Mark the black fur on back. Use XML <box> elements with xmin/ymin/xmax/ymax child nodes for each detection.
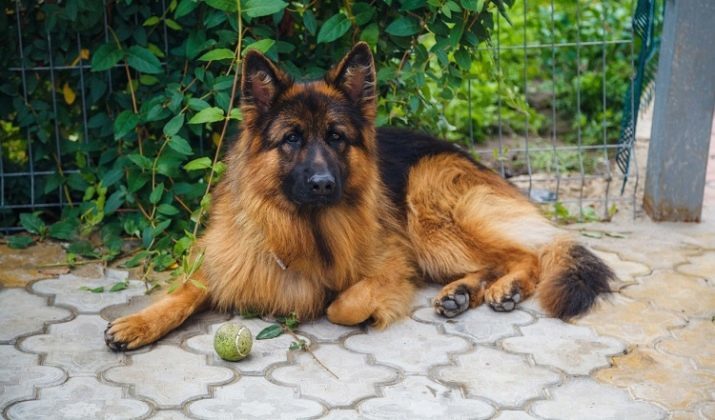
<box><xmin>376</xmin><ymin>127</ymin><xmax>487</xmax><ymax>213</ymax></box>
<box><xmin>554</xmin><ymin>244</ymin><xmax>613</xmax><ymax>319</ymax></box>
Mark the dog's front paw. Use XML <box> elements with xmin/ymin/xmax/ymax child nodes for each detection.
<box><xmin>433</xmin><ymin>285</ymin><xmax>470</xmax><ymax>318</ymax></box>
<box><xmin>104</xmin><ymin>314</ymin><xmax>155</xmax><ymax>352</ymax></box>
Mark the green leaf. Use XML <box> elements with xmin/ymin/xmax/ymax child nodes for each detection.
<box><xmin>19</xmin><ymin>213</ymin><xmax>46</xmax><ymax>236</ymax></box>
<box><xmin>360</xmin><ymin>23</ymin><xmax>379</xmax><ymax>47</ymax></box>
<box><xmin>204</xmin><ymin>0</ymin><xmax>236</xmax><ymax>12</ymax></box>
<box><xmin>188</xmin><ymin>107</ymin><xmax>224</xmax><ymax>124</ymax></box>
<box><xmin>101</xmin><ymin>168</ymin><xmax>123</xmax><ymax>188</ymax></box>
<box><xmin>175</xmin><ymin>0</ymin><xmax>199</xmax><ymax>18</ymax></box>
<box><xmin>303</xmin><ymin>10</ymin><xmax>317</xmax><ymax>35</ymax></box>
<box><xmin>190</xmin><ymin>279</ymin><xmax>207</xmax><ymax>290</ymax></box>
<box><xmin>242</xmin><ymin>39</ymin><xmax>275</xmax><ymax>55</ymax></box>
<box><xmin>157</xmin><ymin>203</ymin><xmax>180</xmax><ymax>216</ymax></box>
<box><xmin>80</xmin><ymin>286</ymin><xmax>105</xmax><ymax>293</ymax></box>
<box><xmin>317</xmin><ymin>13</ymin><xmax>351</xmax><ymax>44</ymax></box>
<box><xmin>124</xmin><ymin>250</ymin><xmax>149</xmax><ymax>268</ymax></box>
<box><xmin>183</xmin><ymin>157</ymin><xmax>212</xmax><ymax>171</ymax></box>
<box><xmin>109</xmin><ymin>281</ymin><xmax>128</xmax><ymax>292</ymax></box>
<box><xmin>48</xmin><ymin>220</ymin><xmax>78</xmax><ymax>241</ymax></box>
<box><xmin>163</xmin><ymin>113</ymin><xmax>185</xmax><ymax>137</ymax></box>
<box><xmin>126</xmin><ymin>46</ymin><xmax>163</xmax><ymax>74</ymax></box>
<box><xmin>104</xmin><ymin>191</ymin><xmax>125</xmax><ymax>215</ymax></box>
<box><xmin>68</xmin><ymin>240</ymin><xmax>101</xmax><ymax>258</ymax></box>
<box><xmin>454</xmin><ymin>48</ymin><xmax>471</xmax><ymax>70</ymax></box>
<box><xmin>150</xmin><ymin>183</ymin><xmax>164</xmax><ymax>204</ymax></box>
<box><xmin>197</xmin><ymin>48</ymin><xmax>235</xmax><ymax>62</ymax></box>
<box><xmin>91</xmin><ymin>44</ymin><xmax>123</xmax><ymax>72</ymax></box>
<box><xmin>242</xmin><ymin>0</ymin><xmax>287</xmax><ymax>18</ymax></box>
<box><xmin>386</xmin><ymin>16</ymin><xmax>420</xmax><ymax>36</ymax></box>
<box><xmin>165</xmin><ymin>18</ymin><xmax>182</xmax><ymax>30</ymax></box>
<box><xmin>168</xmin><ymin>135</ymin><xmax>193</xmax><ymax>155</ymax></box>
<box><xmin>8</xmin><ymin>235</ymin><xmax>34</xmax><ymax>249</ymax></box>
<box><xmin>240</xmin><ymin>309</ymin><xmax>260</xmax><ymax>319</ymax></box>
<box><xmin>143</xmin><ymin>16</ymin><xmax>161</xmax><ymax>26</ymax></box>
<box><xmin>256</xmin><ymin>324</ymin><xmax>284</xmax><ymax>340</ymax></box>
<box><xmin>128</xmin><ymin>153</ymin><xmax>153</xmax><ymax>170</ymax></box>
<box><xmin>114</xmin><ymin>110</ymin><xmax>139</xmax><ymax>140</ymax></box>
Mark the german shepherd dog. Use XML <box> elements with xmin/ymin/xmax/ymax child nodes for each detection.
<box><xmin>105</xmin><ymin>43</ymin><xmax>612</xmax><ymax>351</ymax></box>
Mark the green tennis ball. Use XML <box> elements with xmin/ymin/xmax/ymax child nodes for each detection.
<box><xmin>213</xmin><ymin>322</ymin><xmax>253</xmax><ymax>362</ymax></box>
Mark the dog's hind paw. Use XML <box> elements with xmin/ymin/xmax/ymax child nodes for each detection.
<box><xmin>485</xmin><ymin>283</ymin><xmax>522</xmax><ymax>312</ymax></box>
<box><xmin>433</xmin><ymin>285</ymin><xmax>470</xmax><ymax>318</ymax></box>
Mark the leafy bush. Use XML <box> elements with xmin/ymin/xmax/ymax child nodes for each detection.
<box><xmin>1</xmin><ymin>0</ymin><xmax>518</xmax><ymax>282</ymax></box>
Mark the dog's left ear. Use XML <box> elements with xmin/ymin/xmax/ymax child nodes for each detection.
<box><xmin>327</xmin><ymin>42</ymin><xmax>376</xmax><ymax>108</ymax></box>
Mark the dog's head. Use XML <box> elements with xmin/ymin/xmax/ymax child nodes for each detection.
<box><xmin>239</xmin><ymin>43</ymin><xmax>377</xmax><ymax>210</ymax></box>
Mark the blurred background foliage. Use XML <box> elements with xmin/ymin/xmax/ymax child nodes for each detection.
<box><xmin>0</xmin><ymin>0</ymin><xmax>634</xmax><ymax>282</ymax></box>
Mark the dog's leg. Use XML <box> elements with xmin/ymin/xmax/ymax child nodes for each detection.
<box><xmin>432</xmin><ymin>272</ymin><xmax>488</xmax><ymax>318</ymax></box>
<box><xmin>105</xmin><ymin>270</ymin><xmax>209</xmax><ymax>351</ymax></box>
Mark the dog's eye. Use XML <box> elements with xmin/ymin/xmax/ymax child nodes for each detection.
<box><xmin>327</xmin><ymin>131</ymin><xmax>343</xmax><ymax>143</ymax></box>
<box><xmin>285</xmin><ymin>133</ymin><xmax>301</xmax><ymax>145</ymax></box>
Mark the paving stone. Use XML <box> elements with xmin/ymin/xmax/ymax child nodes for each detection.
<box><xmin>0</xmin><ymin>242</ymin><xmax>67</xmax><ymax>287</ymax></box>
<box><xmin>151</xmin><ymin>410</ymin><xmax>193</xmax><ymax>419</ymax></box>
<box><xmin>270</xmin><ymin>343</ymin><xmax>398</xmax><ymax>407</ymax></box>
<box><xmin>297</xmin><ymin>317</ymin><xmax>360</xmax><ymax>342</ymax></box>
<box><xmin>531</xmin><ymin>378</ymin><xmax>666</xmax><ymax>420</ymax></box>
<box><xmin>20</xmin><ymin>314</ymin><xmax>126</xmax><ymax>377</ymax></box>
<box><xmin>577</xmin><ymin>294</ymin><xmax>687</xmax><ymax>347</ymax></box>
<box><xmin>319</xmin><ymin>409</ymin><xmax>360</xmax><ymax>419</ymax></box>
<box><xmin>412</xmin><ymin>284</ymin><xmax>444</xmax><ymax>308</ymax></box>
<box><xmin>621</xmin><ymin>271</ymin><xmax>715</xmax><ymax>318</ymax></box>
<box><xmin>357</xmin><ymin>376</ymin><xmax>494</xmax><ymax>419</ymax></box>
<box><xmin>5</xmin><ymin>377</ymin><xmax>150</xmax><ymax>419</ymax></box>
<box><xmin>434</xmin><ymin>346</ymin><xmax>560</xmax><ymax>407</ymax></box>
<box><xmin>592</xmin><ymin>250</ymin><xmax>650</xmax><ymax>290</ymax></box>
<box><xmin>344</xmin><ymin>318</ymin><xmax>470</xmax><ymax>374</ymax></box>
<box><xmin>161</xmin><ymin>311</ymin><xmax>232</xmax><ymax>345</ymax></box>
<box><xmin>699</xmin><ymin>402</ymin><xmax>715</xmax><ymax>419</ymax></box>
<box><xmin>595</xmin><ymin>348</ymin><xmax>715</xmax><ymax>410</ymax></box>
<box><xmin>0</xmin><ymin>288</ymin><xmax>72</xmax><ymax>342</ymax></box>
<box><xmin>677</xmin><ymin>252</ymin><xmax>715</xmax><ymax>279</ymax></box>
<box><xmin>32</xmin><ymin>270</ymin><xmax>145</xmax><ymax>314</ymax></box>
<box><xmin>100</xmin><ymin>294</ymin><xmax>154</xmax><ymax>321</ymax></box>
<box><xmin>502</xmin><ymin>318</ymin><xmax>624</xmax><ymax>375</ymax></box>
<box><xmin>492</xmin><ymin>410</ymin><xmax>540</xmax><ymax>420</ymax></box>
<box><xmin>187</xmin><ymin>376</ymin><xmax>324</xmax><ymax>419</ymax></box>
<box><xmin>658</xmin><ymin>319</ymin><xmax>715</xmax><ymax>370</ymax></box>
<box><xmin>185</xmin><ymin>317</ymin><xmax>303</xmax><ymax>374</ymax></box>
<box><xmin>0</xmin><ymin>345</ymin><xmax>65</xmax><ymax>412</ymax></box>
<box><xmin>413</xmin><ymin>305</ymin><xmax>533</xmax><ymax>344</ymax></box>
<box><xmin>104</xmin><ymin>345</ymin><xmax>234</xmax><ymax>407</ymax></box>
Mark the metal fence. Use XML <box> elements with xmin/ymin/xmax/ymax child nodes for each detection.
<box><xmin>1</xmin><ymin>1</ymin><xmax>640</xmax><ymax>230</ymax></box>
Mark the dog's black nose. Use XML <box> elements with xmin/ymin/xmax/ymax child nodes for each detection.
<box><xmin>308</xmin><ymin>173</ymin><xmax>336</xmax><ymax>196</ymax></box>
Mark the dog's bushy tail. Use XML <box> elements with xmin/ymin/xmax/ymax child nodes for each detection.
<box><xmin>537</xmin><ymin>239</ymin><xmax>613</xmax><ymax>319</ymax></box>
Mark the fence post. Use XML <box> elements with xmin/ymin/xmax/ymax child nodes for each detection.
<box><xmin>643</xmin><ymin>0</ymin><xmax>715</xmax><ymax>222</ymax></box>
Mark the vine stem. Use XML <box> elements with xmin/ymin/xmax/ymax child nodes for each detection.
<box><xmin>190</xmin><ymin>0</ymin><xmax>244</xmax><ymax>240</ymax></box>
<box><xmin>283</xmin><ymin>327</ymin><xmax>340</xmax><ymax>380</ymax></box>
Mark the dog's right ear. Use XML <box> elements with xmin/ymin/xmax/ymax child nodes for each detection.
<box><xmin>241</xmin><ymin>50</ymin><xmax>290</xmax><ymax>114</ymax></box>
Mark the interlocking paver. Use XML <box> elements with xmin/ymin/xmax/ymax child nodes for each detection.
<box><xmin>0</xmin><ymin>288</ymin><xmax>71</xmax><ymax>342</ymax></box>
<box><xmin>185</xmin><ymin>317</ymin><xmax>305</xmax><ymax>374</ymax></box>
<box><xmin>5</xmin><ymin>377</ymin><xmax>151</xmax><ymax>419</ymax></box>
<box><xmin>358</xmin><ymin>376</ymin><xmax>494</xmax><ymax>419</ymax></box>
<box><xmin>104</xmin><ymin>345</ymin><xmax>234</xmax><ymax>407</ymax></box>
<box><xmin>32</xmin><ymin>270</ymin><xmax>145</xmax><ymax>314</ymax></box>
<box><xmin>492</xmin><ymin>410</ymin><xmax>540</xmax><ymax>419</ymax></box>
<box><xmin>502</xmin><ymin>319</ymin><xmax>624</xmax><ymax>375</ymax></box>
<box><xmin>270</xmin><ymin>343</ymin><xmax>398</xmax><ymax>407</ymax></box>
<box><xmin>151</xmin><ymin>410</ymin><xmax>193</xmax><ymax>419</ymax></box>
<box><xmin>320</xmin><ymin>409</ymin><xmax>361</xmax><ymax>419</ymax></box>
<box><xmin>595</xmin><ymin>348</ymin><xmax>715</xmax><ymax>410</ymax></box>
<box><xmin>531</xmin><ymin>378</ymin><xmax>666</xmax><ymax>419</ymax></box>
<box><xmin>0</xmin><ymin>345</ymin><xmax>65</xmax><ymax>412</ymax></box>
<box><xmin>592</xmin><ymin>249</ymin><xmax>651</xmax><ymax>290</ymax></box>
<box><xmin>344</xmin><ymin>318</ymin><xmax>470</xmax><ymax>374</ymax></box>
<box><xmin>622</xmin><ymin>271</ymin><xmax>715</xmax><ymax>318</ymax></box>
<box><xmin>676</xmin><ymin>252</ymin><xmax>715</xmax><ymax>279</ymax></box>
<box><xmin>577</xmin><ymin>294</ymin><xmax>687</xmax><ymax>346</ymax></box>
<box><xmin>657</xmin><ymin>319</ymin><xmax>715</xmax><ymax>370</ymax></box>
<box><xmin>413</xmin><ymin>305</ymin><xmax>533</xmax><ymax>344</ymax></box>
<box><xmin>187</xmin><ymin>376</ymin><xmax>324</xmax><ymax>419</ymax></box>
<box><xmin>297</xmin><ymin>317</ymin><xmax>358</xmax><ymax>342</ymax></box>
<box><xmin>20</xmin><ymin>314</ymin><xmax>125</xmax><ymax>376</ymax></box>
<box><xmin>434</xmin><ymin>346</ymin><xmax>560</xmax><ymax>407</ymax></box>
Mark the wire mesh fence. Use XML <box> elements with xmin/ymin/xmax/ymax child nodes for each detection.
<box><xmin>1</xmin><ymin>0</ymin><xmax>641</xmax><ymax>231</ymax></box>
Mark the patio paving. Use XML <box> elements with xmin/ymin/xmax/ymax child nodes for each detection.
<box><xmin>0</xmin><ymin>121</ymin><xmax>713</xmax><ymax>419</ymax></box>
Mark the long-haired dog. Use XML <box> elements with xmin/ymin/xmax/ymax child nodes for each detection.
<box><xmin>105</xmin><ymin>43</ymin><xmax>612</xmax><ymax>351</ymax></box>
